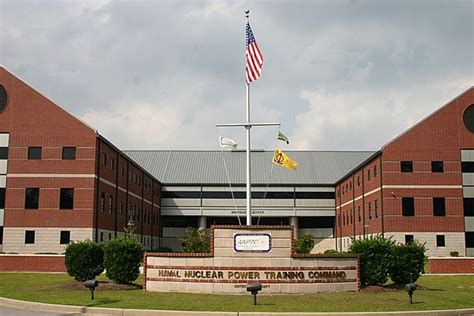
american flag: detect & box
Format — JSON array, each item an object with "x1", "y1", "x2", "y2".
[{"x1": 246, "y1": 22, "x2": 264, "y2": 84}]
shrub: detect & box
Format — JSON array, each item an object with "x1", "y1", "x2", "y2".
[
  {"x1": 179, "y1": 227, "x2": 210, "y2": 253},
  {"x1": 103, "y1": 235, "x2": 144, "y2": 284},
  {"x1": 348, "y1": 235, "x2": 395, "y2": 286},
  {"x1": 64, "y1": 240, "x2": 104, "y2": 281},
  {"x1": 324, "y1": 249, "x2": 340, "y2": 255},
  {"x1": 389, "y1": 241, "x2": 426, "y2": 284},
  {"x1": 450, "y1": 251, "x2": 459, "y2": 257},
  {"x1": 294, "y1": 235, "x2": 315, "y2": 254}
]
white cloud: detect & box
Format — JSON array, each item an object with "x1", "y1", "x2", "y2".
[{"x1": 292, "y1": 76, "x2": 473, "y2": 150}]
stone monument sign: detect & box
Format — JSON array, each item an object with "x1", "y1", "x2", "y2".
[{"x1": 144, "y1": 225, "x2": 360, "y2": 294}]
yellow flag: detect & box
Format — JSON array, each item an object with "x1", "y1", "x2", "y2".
[{"x1": 273, "y1": 149, "x2": 298, "y2": 171}]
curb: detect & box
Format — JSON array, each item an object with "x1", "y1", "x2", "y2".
[{"x1": 1, "y1": 297, "x2": 473, "y2": 316}]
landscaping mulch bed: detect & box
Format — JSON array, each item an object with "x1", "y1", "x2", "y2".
[
  {"x1": 362, "y1": 284, "x2": 427, "y2": 293},
  {"x1": 61, "y1": 280, "x2": 142, "y2": 291}
]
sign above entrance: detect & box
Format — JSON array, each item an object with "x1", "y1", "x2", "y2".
[{"x1": 233, "y1": 233, "x2": 271, "y2": 252}]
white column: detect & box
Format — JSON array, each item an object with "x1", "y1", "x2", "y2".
[
  {"x1": 198, "y1": 216, "x2": 207, "y2": 232},
  {"x1": 290, "y1": 216, "x2": 298, "y2": 238}
]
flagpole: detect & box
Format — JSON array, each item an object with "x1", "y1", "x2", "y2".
[{"x1": 245, "y1": 9, "x2": 252, "y2": 226}]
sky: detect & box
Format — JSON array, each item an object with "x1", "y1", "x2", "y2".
[{"x1": 1, "y1": 0, "x2": 473, "y2": 151}]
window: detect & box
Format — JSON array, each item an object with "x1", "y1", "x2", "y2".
[
  {"x1": 100, "y1": 232, "x2": 104, "y2": 242},
  {"x1": 0, "y1": 226, "x2": 3, "y2": 244},
  {"x1": 368, "y1": 169, "x2": 371, "y2": 180},
  {"x1": 102, "y1": 153, "x2": 107, "y2": 166},
  {"x1": 466, "y1": 232, "x2": 474, "y2": 248},
  {"x1": 119, "y1": 201, "x2": 123, "y2": 214},
  {"x1": 357, "y1": 176, "x2": 360, "y2": 186},
  {"x1": 25, "y1": 230, "x2": 35, "y2": 244},
  {"x1": 405, "y1": 235, "x2": 414, "y2": 244},
  {"x1": 402, "y1": 197, "x2": 415, "y2": 216},
  {"x1": 100, "y1": 192, "x2": 105, "y2": 212},
  {"x1": 433, "y1": 197, "x2": 446, "y2": 216},
  {"x1": 108, "y1": 196, "x2": 113, "y2": 213},
  {"x1": 462, "y1": 162, "x2": 474, "y2": 173},
  {"x1": 62, "y1": 147, "x2": 76, "y2": 160},
  {"x1": 436, "y1": 235, "x2": 445, "y2": 247},
  {"x1": 374, "y1": 165, "x2": 377, "y2": 177},
  {"x1": 25, "y1": 188, "x2": 39, "y2": 209},
  {"x1": 0, "y1": 147, "x2": 8, "y2": 159},
  {"x1": 121, "y1": 165, "x2": 125, "y2": 176},
  {"x1": 28, "y1": 147, "x2": 42, "y2": 160},
  {"x1": 464, "y1": 198, "x2": 474, "y2": 216},
  {"x1": 401, "y1": 161, "x2": 413, "y2": 172},
  {"x1": 358, "y1": 206, "x2": 361, "y2": 222},
  {"x1": 431, "y1": 161, "x2": 444, "y2": 173},
  {"x1": 60, "y1": 231, "x2": 70, "y2": 244},
  {"x1": 0, "y1": 188, "x2": 5, "y2": 209},
  {"x1": 60, "y1": 188, "x2": 74, "y2": 209},
  {"x1": 368, "y1": 202, "x2": 372, "y2": 219},
  {"x1": 375, "y1": 200, "x2": 378, "y2": 218},
  {"x1": 110, "y1": 158, "x2": 114, "y2": 170}
]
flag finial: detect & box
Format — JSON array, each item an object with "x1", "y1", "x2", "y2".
[{"x1": 245, "y1": 9, "x2": 249, "y2": 19}]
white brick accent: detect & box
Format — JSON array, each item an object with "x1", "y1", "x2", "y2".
[
  {"x1": 0, "y1": 134, "x2": 9, "y2": 147},
  {"x1": 386, "y1": 232, "x2": 465, "y2": 257},
  {"x1": 2, "y1": 227, "x2": 94, "y2": 254}
]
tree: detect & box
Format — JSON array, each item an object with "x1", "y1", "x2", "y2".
[
  {"x1": 294, "y1": 234, "x2": 315, "y2": 254},
  {"x1": 179, "y1": 227, "x2": 210, "y2": 253}
]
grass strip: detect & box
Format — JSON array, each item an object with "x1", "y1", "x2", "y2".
[{"x1": 0, "y1": 273, "x2": 473, "y2": 312}]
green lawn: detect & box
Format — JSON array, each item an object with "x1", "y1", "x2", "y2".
[{"x1": 0, "y1": 273, "x2": 473, "y2": 312}]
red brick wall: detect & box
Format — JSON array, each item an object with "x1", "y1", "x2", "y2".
[
  {"x1": 336, "y1": 87, "x2": 474, "y2": 239},
  {"x1": 381, "y1": 88, "x2": 473, "y2": 234},
  {"x1": 0, "y1": 255, "x2": 66, "y2": 272},
  {"x1": 429, "y1": 258, "x2": 474, "y2": 273},
  {"x1": 336, "y1": 155, "x2": 383, "y2": 241},
  {"x1": 0, "y1": 67, "x2": 97, "y2": 230}
]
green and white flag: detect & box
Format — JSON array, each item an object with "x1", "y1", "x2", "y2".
[{"x1": 277, "y1": 132, "x2": 289, "y2": 144}]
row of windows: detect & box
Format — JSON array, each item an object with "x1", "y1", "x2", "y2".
[
  {"x1": 340, "y1": 165, "x2": 378, "y2": 196},
  {"x1": 162, "y1": 191, "x2": 335, "y2": 199},
  {"x1": 24, "y1": 230, "x2": 70, "y2": 244},
  {"x1": 24, "y1": 188, "x2": 74, "y2": 209},
  {"x1": 339, "y1": 200, "x2": 380, "y2": 226},
  {"x1": 402, "y1": 197, "x2": 449, "y2": 216},
  {"x1": 338, "y1": 196, "x2": 474, "y2": 224},
  {"x1": 25, "y1": 146, "x2": 76, "y2": 160},
  {"x1": 401, "y1": 161, "x2": 445, "y2": 173},
  {"x1": 99, "y1": 192, "x2": 158, "y2": 225},
  {"x1": 101, "y1": 152, "x2": 158, "y2": 197},
  {"x1": 404, "y1": 234, "x2": 447, "y2": 247}
]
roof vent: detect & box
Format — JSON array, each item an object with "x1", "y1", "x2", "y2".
[{"x1": 463, "y1": 104, "x2": 474, "y2": 133}]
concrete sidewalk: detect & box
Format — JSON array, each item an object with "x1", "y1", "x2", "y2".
[{"x1": 1, "y1": 297, "x2": 474, "y2": 316}]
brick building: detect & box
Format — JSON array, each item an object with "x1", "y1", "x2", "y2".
[
  {"x1": 1, "y1": 65, "x2": 472, "y2": 257},
  {"x1": 0, "y1": 66, "x2": 161, "y2": 254},
  {"x1": 335, "y1": 87, "x2": 474, "y2": 256}
]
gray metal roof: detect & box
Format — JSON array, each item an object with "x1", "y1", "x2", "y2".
[{"x1": 124, "y1": 150, "x2": 375, "y2": 186}]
